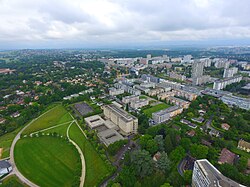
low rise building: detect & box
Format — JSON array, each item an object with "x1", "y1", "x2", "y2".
[
  {"x1": 221, "y1": 123, "x2": 230, "y2": 131},
  {"x1": 152, "y1": 106, "x2": 183, "y2": 124},
  {"x1": 213, "y1": 75, "x2": 242, "y2": 90},
  {"x1": 172, "y1": 89, "x2": 198, "y2": 101},
  {"x1": 221, "y1": 95, "x2": 250, "y2": 110},
  {"x1": 166, "y1": 96, "x2": 190, "y2": 109},
  {"x1": 169, "y1": 71, "x2": 186, "y2": 81},
  {"x1": 0, "y1": 160, "x2": 12, "y2": 177},
  {"x1": 148, "y1": 88, "x2": 165, "y2": 96},
  {"x1": 103, "y1": 104, "x2": 138, "y2": 135},
  {"x1": 130, "y1": 99, "x2": 149, "y2": 109},
  {"x1": 109, "y1": 87, "x2": 124, "y2": 96},
  {"x1": 192, "y1": 159, "x2": 244, "y2": 187},
  {"x1": 238, "y1": 140, "x2": 250, "y2": 153},
  {"x1": 122, "y1": 95, "x2": 139, "y2": 104},
  {"x1": 218, "y1": 148, "x2": 237, "y2": 165},
  {"x1": 157, "y1": 91, "x2": 175, "y2": 100}
]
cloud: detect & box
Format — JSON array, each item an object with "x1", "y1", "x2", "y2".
[{"x1": 0, "y1": 0, "x2": 250, "y2": 48}]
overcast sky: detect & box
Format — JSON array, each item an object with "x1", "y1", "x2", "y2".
[{"x1": 0, "y1": 0, "x2": 250, "y2": 49}]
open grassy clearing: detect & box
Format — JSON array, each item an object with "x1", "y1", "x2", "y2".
[
  {"x1": 143, "y1": 103, "x2": 171, "y2": 118},
  {"x1": 14, "y1": 136, "x2": 81, "y2": 187},
  {"x1": 0, "y1": 127, "x2": 22, "y2": 159},
  {"x1": 69, "y1": 122, "x2": 111, "y2": 187},
  {"x1": 22, "y1": 105, "x2": 72, "y2": 135},
  {"x1": 0, "y1": 175, "x2": 28, "y2": 187},
  {"x1": 41, "y1": 121, "x2": 72, "y2": 137}
]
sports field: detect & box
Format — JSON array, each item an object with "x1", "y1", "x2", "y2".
[
  {"x1": 14, "y1": 136, "x2": 81, "y2": 187},
  {"x1": 22, "y1": 105, "x2": 72, "y2": 135},
  {"x1": 69, "y1": 123, "x2": 112, "y2": 187},
  {"x1": 143, "y1": 103, "x2": 171, "y2": 117}
]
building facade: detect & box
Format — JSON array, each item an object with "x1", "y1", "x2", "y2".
[
  {"x1": 192, "y1": 159, "x2": 244, "y2": 187},
  {"x1": 152, "y1": 106, "x2": 183, "y2": 124},
  {"x1": 103, "y1": 104, "x2": 138, "y2": 135}
]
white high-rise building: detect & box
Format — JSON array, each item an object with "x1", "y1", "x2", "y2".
[
  {"x1": 223, "y1": 67, "x2": 238, "y2": 78},
  {"x1": 192, "y1": 159, "x2": 245, "y2": 187}
]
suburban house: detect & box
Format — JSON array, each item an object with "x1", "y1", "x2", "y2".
[
  {"x1": 0, "y1": 160, "x2": 12, "y2": 177},
  {"x1": 221, "y1": 123, "x2": 230, "y2": 131},
  {"x1": 238, "y1": 139, "x2": 250, "y2": 153},
  {"x1": 218, "y1": 148, "x2": 237, "y2": 165}
]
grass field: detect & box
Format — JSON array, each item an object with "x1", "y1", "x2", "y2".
[
  {"x1": 0, "y1": 127, "x2": 22, "y2": 159},
  {"x1": 69, "y1": 123, "x2": 111, "y2": 187},
  {"x1": 22, "y1": 105, "x2": 72, "y2": 135},
  {"x1": 1, "y1": 175, "x2": 28, "y2": 187},
  {"x1": 143, "y1": 103, "x2": 171, "y2": 117},
  {"x1": 14, "y1": 136, "x2": 81, "y2": 187},
  {"x1": 41, "y1": 122, "x2": 71, "y2": 137}
]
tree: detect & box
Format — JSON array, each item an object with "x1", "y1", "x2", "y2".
[
  {"x1": 130, "y1": 150, "x2": 154, "y2": 178},
  {"x1": 118, "y1": 166, "x2": 137, "y2": 187},
  {"x1": 156, "y1": 152, "x2": 171, "y2": 173},
  {"x1": 180, "y1": 138, "x2": 191, "y2": 152},
  {"x1": 236, "y1": 156, "x2": 248, "y2": 172},
  {"x1": 160, "y1": 183, "x2": 173, "y2": 187},
  {"x1": 183, "y1": 170, "x2": 192, "y2": 185},
  {"x1": 111, "y1": 183, "x2": 121, "y2": 187},
  {"x1": 169, "y1": 146, "x2": 185, "y2": 163},
  {"x1": 165, "y1": 135, "x2": 173, "y2": 154},
  {"x1": 146, "y1": 139, "x2": 158, "y2": 155},
  {"x1": 190, "y1": 144, "x2": 208, "y2": 159},
  {"x1": 154, "y1": 135, "x2": 164, "y2": 152}
]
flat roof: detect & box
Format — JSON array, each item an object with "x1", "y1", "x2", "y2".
[
  {"x1": 104, "y1": 104, "x2": 137, "y2": 122},
  {"x1": 98, "y1": 129, "x2": 124, "y2": 147},
  {"x1": 196, "y1": 159, "x2": 244, "y2": 187},
  {"x1": 153, "y1": 105, "x2": 180, "y2": 116}
]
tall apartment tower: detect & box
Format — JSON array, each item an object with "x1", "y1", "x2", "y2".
[
  {"x1": 223, "y1": 67, "x2": 238, "y2": 78},
  {"x1": 192, "y1": 60, "x2": 204, "y2": 85},
  {"x1": 192, "y1": 159, "x2": 245, "y2": 187}
]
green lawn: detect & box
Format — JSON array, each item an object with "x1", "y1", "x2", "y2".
[
  {"x1": 0, "y1": 175, "x2": 28, "y2": 187},
  {"x1": 41, "y1": 122, "x2": 71, "y2": 137},
  {"x1": 0, "y1": 127, "x2": 22, "y2": 159},
  {"x1": 69, "y1": 123, "x2": 111, "y2": 187},
  {"x1": 22, "y1": 105, "x2": 72, "y2": 135},
  {"x1": 143, "y1": 103, "x2": 171, "y2": 118},
  {"x1": 139, "y1": 95, "x2": 148, "y2": 99},
  {"x1": 14, "y1": 136, "x2": 81, "y2": 187}
]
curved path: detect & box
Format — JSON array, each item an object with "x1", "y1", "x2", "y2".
[
  {"x1": 67, "y1": 121, "x2": 86, "y2": 187},
  {"x1": 9, "y1": 107, "x2": 58, "y2": 187}
]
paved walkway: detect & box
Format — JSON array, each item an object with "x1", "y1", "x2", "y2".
[{"x1": 67, "y1": 121, "x2": 86, "y2": 187}]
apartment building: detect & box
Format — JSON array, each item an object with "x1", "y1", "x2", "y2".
[
  {"x1": 152, "y1": 106, "x2": 183, "y2": 124},
  {"x1": 221, "y1": 95, "x2": 250, "y2": 110},
  {"x1": 109, "y1": 87, "x2": 124, "y2": 96},
  {"x1": 169, "y1": 71, "x2": 186, "y2": 81},
  {"x1": 130, "y1": 99, "x2": 149, "y2": 109},
  {"x1": 172, "y1": 89, "x2": 198, "y2": 101},
  {"x1": 122, "y1": 95, "x2": 139, "y2": 104},
  {"x1": 148, "y1": 88, "x2": 165, "y2": 96},
  {"x1": 213, "y1": 76, "x2": 242, "y2": 90},
  {"x1": 166, "y1": 96, "x2": 190, "y2": 109},
  {"x1": 192, "y1": 159, "x2": 244, "y2": 187},
  {"x1": 103, "y1": 104, "x2": 138, "y2": 135},
  {"x1": 157, "y1": 91, "x2": 175, "y2": 100}
]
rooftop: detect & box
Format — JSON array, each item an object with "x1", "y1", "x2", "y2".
[
  {"x1": 153, "y1": 105, "x2": 180, "y2": 116},
  {"x1": 196, "y1": 159, "x2": 244, "y2": 187}
]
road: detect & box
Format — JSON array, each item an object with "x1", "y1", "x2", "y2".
[{"x1": 9, "y1": 107, "x2": 57, "y2": 187}]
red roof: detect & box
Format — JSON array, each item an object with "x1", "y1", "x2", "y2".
[{"x1": 218, "y1": 148, "x2": 236, "y2": 165}]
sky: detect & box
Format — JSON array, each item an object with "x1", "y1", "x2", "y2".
[{"x1": 0, "y1": 0, "x2": 250, "y2": 49}]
